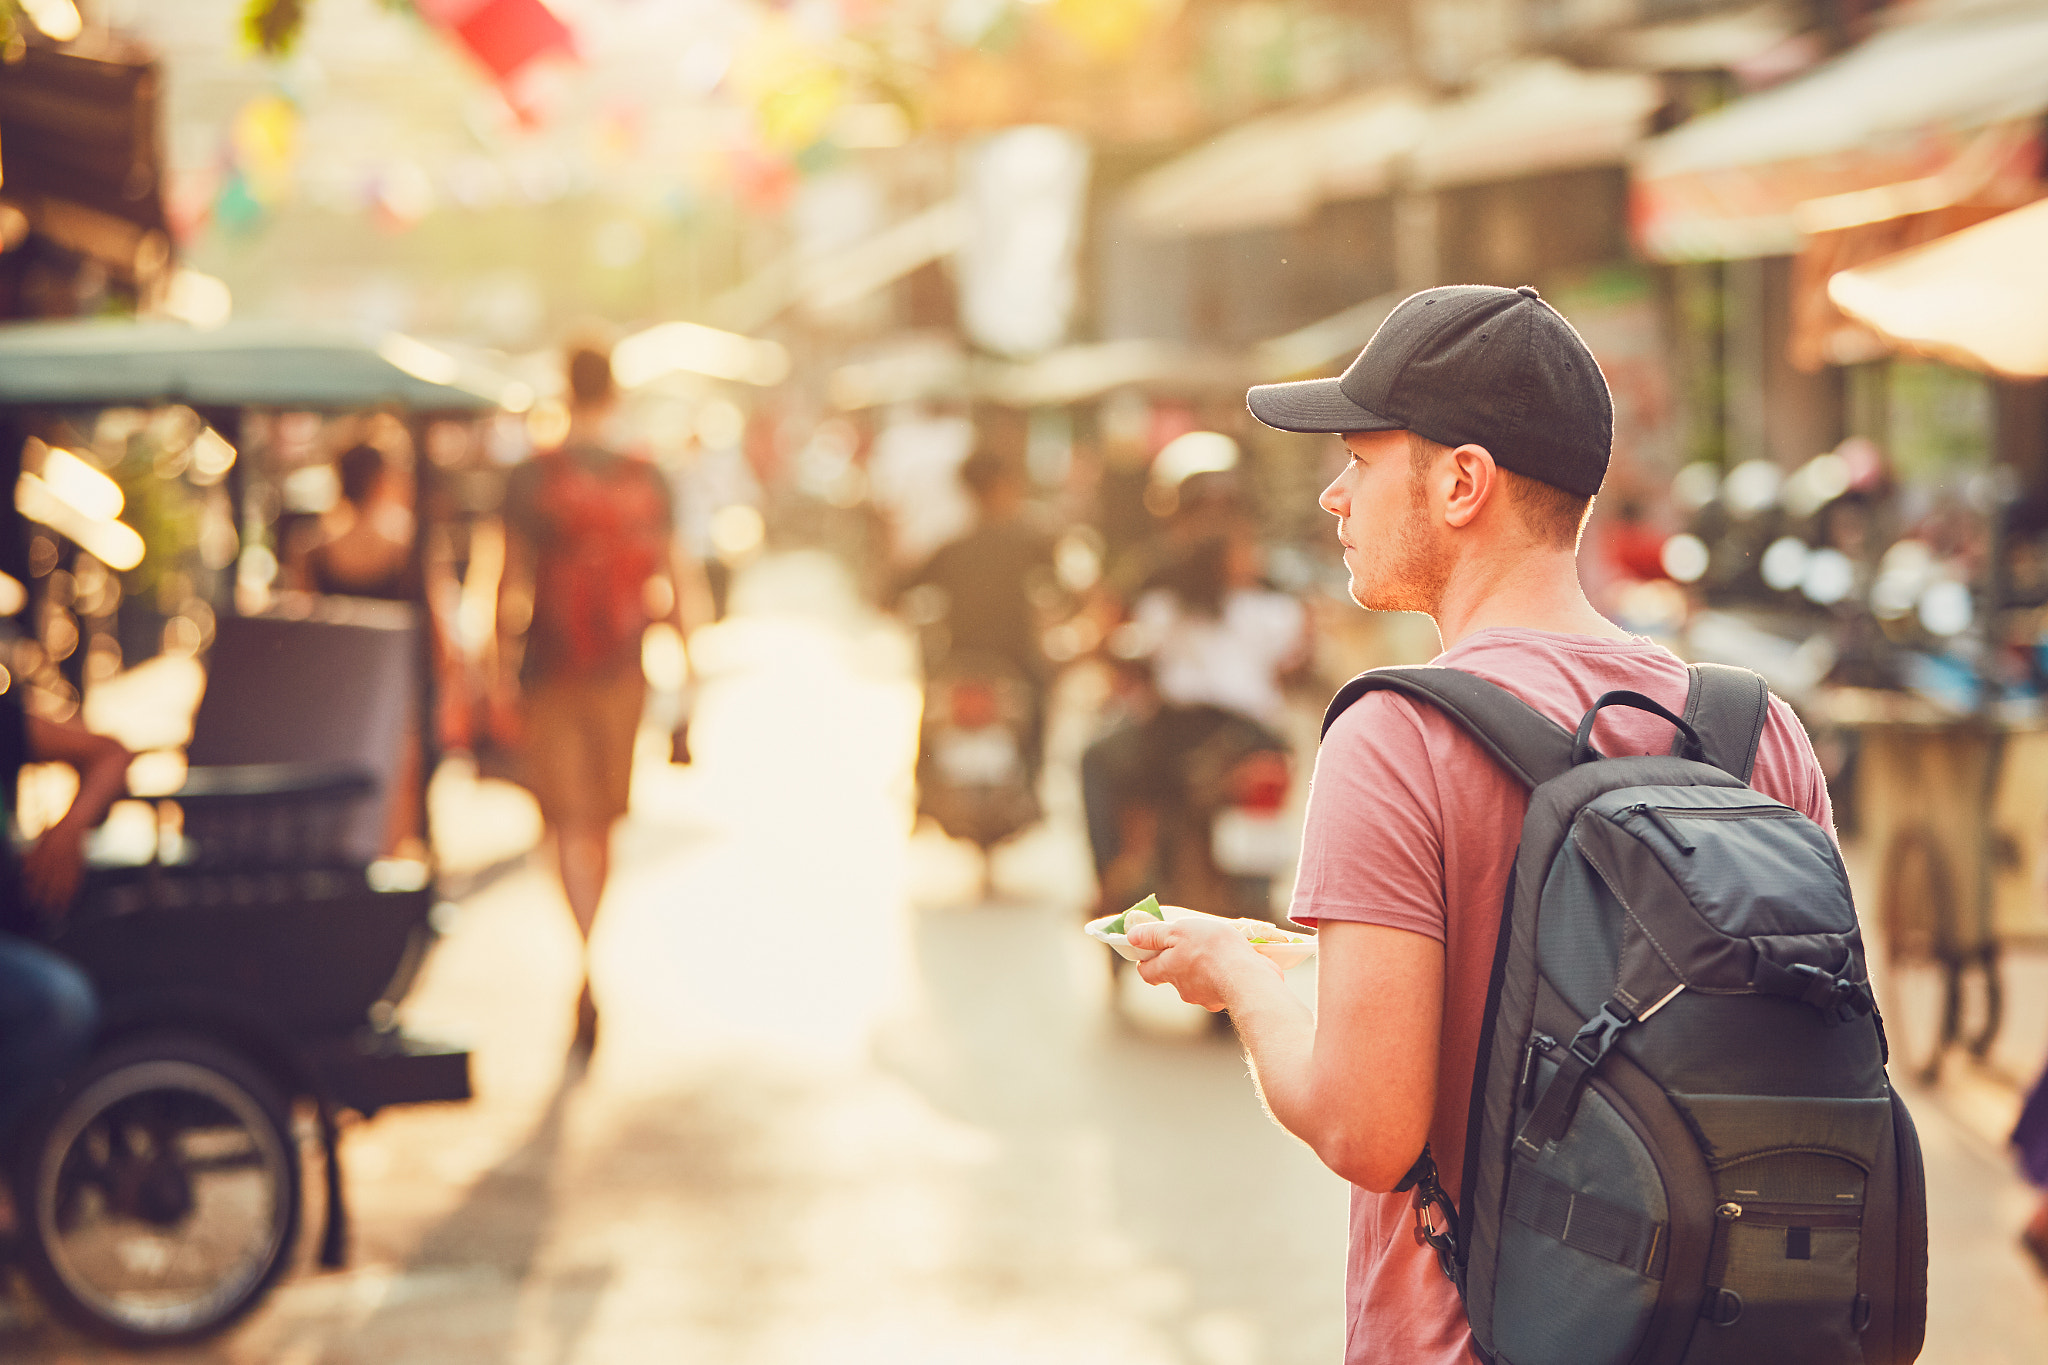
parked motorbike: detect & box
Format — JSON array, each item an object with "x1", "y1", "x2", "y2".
[{"x1": 915, "y1": 656, "x2": 1042, "y2": 894}]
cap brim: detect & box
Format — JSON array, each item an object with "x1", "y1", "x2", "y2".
[{"x1": 1245, "y1": 377, "x2": 1403, "y2": 434}]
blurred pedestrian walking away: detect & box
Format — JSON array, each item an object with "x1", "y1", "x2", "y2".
[{"x1": 493, "y1": 340, "x2": 709, "y2": 1056}]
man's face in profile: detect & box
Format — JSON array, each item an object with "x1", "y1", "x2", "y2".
[{"x1": 1321, "y1": 430, "x2": 1449, "y2": 615}]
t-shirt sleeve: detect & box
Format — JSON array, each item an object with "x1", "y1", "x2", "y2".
[
  {"x1": 1753, "y1": 695, "x2": 1837, "y2": 845},
  {"x1": 1288, "y1": 691, "x2": 1448, "y2": 942}
]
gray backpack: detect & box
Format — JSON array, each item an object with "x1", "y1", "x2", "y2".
[{"x1": 1322, "y1": 663, "x2": 1927, "y2": 1365}]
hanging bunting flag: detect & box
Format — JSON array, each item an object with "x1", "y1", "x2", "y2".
[{"x1": 415, "y1": 0, "x2": 577, "y2": 108}]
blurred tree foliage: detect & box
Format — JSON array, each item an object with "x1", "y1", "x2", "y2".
[{"x1": 113, "y1": 432, "x2": 203, "y2": 608}]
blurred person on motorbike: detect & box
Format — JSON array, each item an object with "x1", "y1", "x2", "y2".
[
  {"x1": 0, "y1": 689, "x2": 131, "y2": 1239},
  {"x1": 1082, "y1": 471, "x2": 1309, "y2": 917},
  {"x1": 895, "y1": 449, "x2": 1060, "y2": 776},
  {"x1": 494, "y1": 340, "x2": 711, "y2": 1057}
]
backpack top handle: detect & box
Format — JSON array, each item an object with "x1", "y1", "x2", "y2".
[{"x1": 1572, "y1": 690, "x2": 1706, "y2": 767}]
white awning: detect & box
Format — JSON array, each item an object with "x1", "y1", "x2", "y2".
[
  {"x1": 1634, "y1": 5, "x2": 2048, "y2": 260},
  {"x1": 1413, "y1": 61, "x2": 1661, "y2": 190},
  {"x1": 1121, "y1": 61, "x2": 1655, "y2": 240},
  {"x1": 974, "y1": 339, "x2": 1246, "y2": 407},
  {"x1": 1828, "y1": 196, "x2": 2048, "y2": 378},
  {"x1": 709, "y1": 200, "x2": 966, "y2": 331},
  {"x1": 1119, "y1": 90, "x2": 1425, "y2": 239},
  {"x1": 1252, "y1": 291, "x2": 1400, "y2": 379}
]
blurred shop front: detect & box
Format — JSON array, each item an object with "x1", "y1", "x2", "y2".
[
  {"x1": 1630, "y1": 2, "x2": 2048, "y2": 701},
  {"x1": 0, "y1": 28, "x2": 171, "y2": 323}
]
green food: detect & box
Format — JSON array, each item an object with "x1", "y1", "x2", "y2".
[{"x1": 1106, "y1": 893, "x2": 1162, "y2": 936}]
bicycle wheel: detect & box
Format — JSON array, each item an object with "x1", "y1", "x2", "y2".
[{"x1": 10, "y1": 1032, "x2": 302, "y2": 1347}]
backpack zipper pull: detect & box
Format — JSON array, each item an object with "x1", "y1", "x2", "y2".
[
  {"x1": 1519, "y1": 1033, "x2": 1556, "y2": 1108},
  {"x1": 1632, "y1": 804, "x2": 1696, "y2": 854}
]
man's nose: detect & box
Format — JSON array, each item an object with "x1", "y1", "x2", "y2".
[{"x1": 1318, "y1": 477, "x2": 1345, "y2": 517}]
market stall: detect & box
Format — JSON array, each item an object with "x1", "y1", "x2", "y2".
[{"x1": 1821, "y1": 199, "x2": 2048, "y2": 1080}]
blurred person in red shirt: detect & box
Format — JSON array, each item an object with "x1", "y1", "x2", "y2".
[{"x1": 494, "y1": 342, "x2": 708, "y2": 1056}]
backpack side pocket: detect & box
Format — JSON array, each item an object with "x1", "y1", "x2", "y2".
[{"x1": 1491, "y1": 1042, "x2": 1713, "y2": 1365}]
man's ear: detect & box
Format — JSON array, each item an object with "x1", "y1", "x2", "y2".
[{"x1": 1442, "y1": 443, "x2": 1499, "y2": 530}]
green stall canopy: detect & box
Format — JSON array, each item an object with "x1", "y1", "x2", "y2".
[{"x1": 0, "y1": 319, "x2": 512, "y2": 412}]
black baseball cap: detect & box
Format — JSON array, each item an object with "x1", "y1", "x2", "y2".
[{"x1": 1246, "y1": 284, "x2": 1613, "y2": 497}]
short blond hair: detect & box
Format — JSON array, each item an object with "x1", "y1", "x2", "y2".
[{"x1": 1406, "y1": 431, "x2": 1593, "y2": 549}]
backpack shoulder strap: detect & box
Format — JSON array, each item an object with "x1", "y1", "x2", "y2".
[
  {"x1": 1321, "y1": 666, "x2": 1578, "y2": 791},
  {"x1": 1672, "y1": 662, "x2": 1770, "y2": 784}
]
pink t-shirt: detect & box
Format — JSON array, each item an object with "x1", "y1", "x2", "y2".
[{"x1": 1290, "y1": 628, "x2": 1833, "y2": 1365}]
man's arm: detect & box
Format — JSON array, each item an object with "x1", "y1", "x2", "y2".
[
  {"x1": 1129, "y1": 916, "x2": 1443, "y2": 1190},
  {"x1": 20, "y1": 715, "x2": 131, "y2": 913}
]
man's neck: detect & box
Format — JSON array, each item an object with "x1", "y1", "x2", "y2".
[{"x1": 1430, "y1": 546, "x2": 1630, "y2": 651}]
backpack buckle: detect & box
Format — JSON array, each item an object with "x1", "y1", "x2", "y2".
[
  {"x1": 1568, "y1": 1001, "x2": 1635, "y2": 1066},
  {"x1": 1787, "y1": 963, "x2": 1875, "y2": 1026},
  {"x1": 1515, "y1": 1001, "x2": 1639, "y2": 1157}
]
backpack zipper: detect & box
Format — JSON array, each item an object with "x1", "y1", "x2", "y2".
[
  {"x1": 1713, "y1": 1200, "x2": 1862, "y2": 1229},
  {"x1": 1657, "y1": 806, "x2": 1801, "y2": 820},
  {"x1": 1621, "y1": 802, "x2": 1804, "y2": 854},
  {"x1": 1624, "y1": 803, "x2": 1697, "y2": 853}
]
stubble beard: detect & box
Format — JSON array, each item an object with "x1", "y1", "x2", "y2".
[{"x1": 1347, "y1": 487, "x2": 1450, "y2": 616}]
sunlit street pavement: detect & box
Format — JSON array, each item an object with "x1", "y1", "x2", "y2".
[{"x1": 5, "y1": 552, "x2": 2045, "y2": 1364}]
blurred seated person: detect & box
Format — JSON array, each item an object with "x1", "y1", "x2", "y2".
[
  {"x1": 288, "y1": 442, "x2": 422, "y2": 602},
  {"x1": 0, "y1": 690, "x2": 131, "y2": 1233},
  {"x1": 894, "y1": 449, "x2": 1060, "y2": 771},
  {"x1": 1081, "y1": 522, "x2": 1307, "y2": 908},
  {"x1": 288, "y1": 441, "x2": 448, "y2": 857}
]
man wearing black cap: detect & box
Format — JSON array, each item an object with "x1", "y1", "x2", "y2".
[{"x1": 1125, "y1": 286, "x2": 1830, "y2": 1363}]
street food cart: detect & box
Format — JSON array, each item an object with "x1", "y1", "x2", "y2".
[
  {"x1": 1827, "y1": 200, "x2": 2048, "y2": 1084},
  {"x1": 1838, "y1": 694, "x2": 2048, "y2": 1082},
  {"x1": 0, "y1": 318, "x2": 509, "y2": 1346}
]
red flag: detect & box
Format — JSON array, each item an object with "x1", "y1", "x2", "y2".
[{"x1": 416, "y1": 0, "x2": 575, "y2": 85}]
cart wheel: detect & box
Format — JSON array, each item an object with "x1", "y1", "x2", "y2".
[{"x1": 9, "y1": 1032, "x2": 302, "y2": 1348}]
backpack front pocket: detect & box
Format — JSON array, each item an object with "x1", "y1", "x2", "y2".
[
  {"x1": 1573, "y1": 786, "x2": 1867, "y2": 1015},
  {"x1": 1681, "y1": 1152, "x2": 1869, "y2": 1365},
  {"x1": 1667, "y1": 1096, "x2": 1886, "y2": 1364}
]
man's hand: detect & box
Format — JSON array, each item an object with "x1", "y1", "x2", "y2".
[
  {"x1": 1126, "y1": 912, "x2": 1283, "y2": 1012},
  {"x1": 21, "y1": 820, "x2": 89, "y2": 917}
]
